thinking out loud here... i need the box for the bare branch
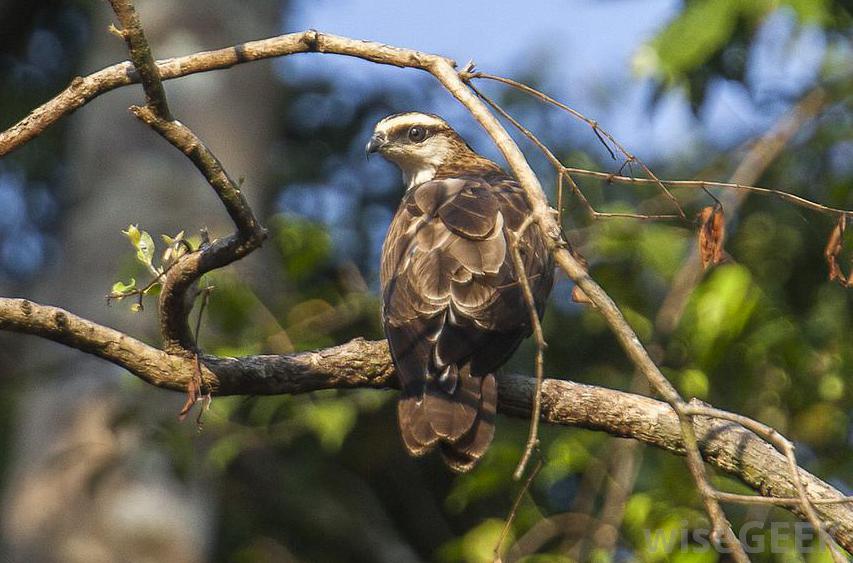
[1,296,850,552]
[565,168,852,219]
[464,71,687,220]
[0,31,447,157]
[106,0,173,120]
[467,82,684,222]
[496,457,543,560]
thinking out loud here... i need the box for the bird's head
[367,112,474,189]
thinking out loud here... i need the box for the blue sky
[281,0,826,163]
[282,0,690,162]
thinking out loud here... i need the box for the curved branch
[104,0,268,355]
[0,296,850,552]
[129,106,266,351]
[0,31,443,157]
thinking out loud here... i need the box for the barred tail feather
[439,373,496,472]
[398,369,496,472]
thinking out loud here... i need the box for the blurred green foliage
[635,0,850,105]
[0,1,851,562]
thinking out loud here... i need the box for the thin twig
[565,168,852,218]
[507,224,547,481]
[466,72,686,220]
[469,83,685,222]
[191,285,215,427]
[685,402,848,561]
[495,456,543,562]
[556,170,564,225]
[714,492,853,507]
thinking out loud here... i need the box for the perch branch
[0,296,851,553]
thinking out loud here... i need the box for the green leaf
[647,0,741,81]
[437,519,508,563]
[636,0,783,82]
[162,230,189,264]
[111,278,137,294]
[273,215,332,282]
[206,434,246,472]
[135,230,156,267]
[122,224,141,247]
[130,303,143,313]
[680,368,710,400]
[682,265,760,367]
[142,283,161,296]
[161,230,185,247]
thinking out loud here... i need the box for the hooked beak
[365,133,387,157]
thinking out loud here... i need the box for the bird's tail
[397,368,497,472]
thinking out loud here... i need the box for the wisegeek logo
[643,521,833,554]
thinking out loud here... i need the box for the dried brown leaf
[824,215,848,287]
[177,377,199,422]
[178,355,203,422]
[698,205,726,270]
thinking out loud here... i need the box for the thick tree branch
[0,31,438,157]
[0,296,850,552]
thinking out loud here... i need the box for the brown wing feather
[381,173,554,470]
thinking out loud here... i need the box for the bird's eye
[408,126,427,142]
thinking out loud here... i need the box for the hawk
[368,112,554,472]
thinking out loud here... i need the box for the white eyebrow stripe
[375,113,447,136]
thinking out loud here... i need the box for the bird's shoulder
[405,170,531,232]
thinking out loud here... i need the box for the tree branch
[129,106,266,352]
[0,296,850,552]
[106,1,267,354]
[106,0,173,120]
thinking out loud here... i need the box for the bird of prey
[368,112,554,472]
